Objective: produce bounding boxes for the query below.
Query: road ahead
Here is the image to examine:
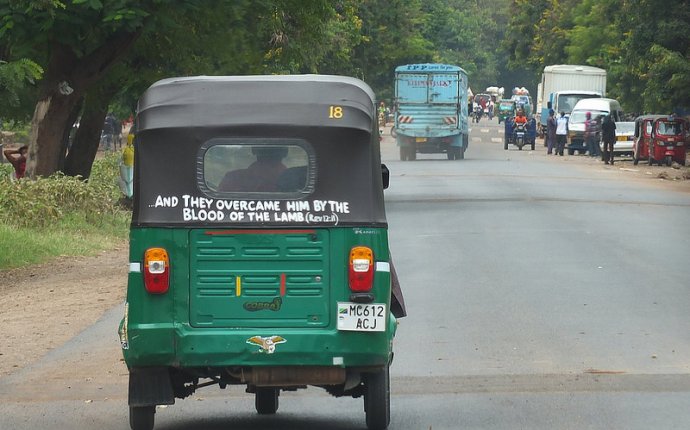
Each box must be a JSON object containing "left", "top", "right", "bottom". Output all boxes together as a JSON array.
[{"left": 1, "top": 119, "right": 689, "bottom": 430}]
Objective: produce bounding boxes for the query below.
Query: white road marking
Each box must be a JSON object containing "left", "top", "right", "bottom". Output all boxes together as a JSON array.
[{"left": 491, "top": 137, "right": 503, "bottom": 143}]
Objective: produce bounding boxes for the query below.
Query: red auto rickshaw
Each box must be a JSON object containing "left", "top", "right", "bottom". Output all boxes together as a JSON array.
[{"left": 633, "top": 115, "right": 688, "bottom": 166}]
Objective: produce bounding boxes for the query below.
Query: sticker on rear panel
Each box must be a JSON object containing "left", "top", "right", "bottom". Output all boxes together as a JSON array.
[{"left": 246, "top": 335, "right": 286, "bottom": 354}]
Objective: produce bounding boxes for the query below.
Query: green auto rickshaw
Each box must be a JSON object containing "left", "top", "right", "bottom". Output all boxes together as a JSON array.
[
  {"left": 119, "top": 75, "right": 404, "bottom": 430},
  {"left": 497, "top": 99, "right": 516, "bottom": 124}
]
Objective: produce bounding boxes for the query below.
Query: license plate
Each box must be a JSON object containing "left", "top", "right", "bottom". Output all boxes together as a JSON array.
[
  {"left": 337, "top": 302, "right": 386, "bottom": 332},
  {"left": 617, "top": 136, "right": 628, "bottom": 141},
  {"left": 415, "top": 137, "right": 427, "bottom": 143},
  {"left": 516, "top": 132, "right": 524, "bottom": 136}
]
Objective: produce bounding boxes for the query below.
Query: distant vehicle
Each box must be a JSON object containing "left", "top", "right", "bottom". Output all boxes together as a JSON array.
[
  {"left": 497, "top": 99, "right": 516, "bottom": 124},
  {"left": 510, "top": 87, "right": 533, "bottom": 116},
  {"left": 474, "top": 93, "right": 493, "bottom": 113},
  {"left": 567, "top": 98, "right": 623, "bottom": 155},
  {"left": 393, "top": 63, "right": 469, "bottom": 160},
  {"left": 536, "top": 65, "right": 607, "bottom": 135},
  {"left": 599, "top": 121, "right": 634, "bottom": 158},
  {"left": 633, "top": 115, "right": 688, "bottom": 166}
]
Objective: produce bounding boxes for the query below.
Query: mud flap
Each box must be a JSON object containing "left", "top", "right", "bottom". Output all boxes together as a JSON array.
[{"left": 129, "top": 367, "right": 175, "bottom": 407}]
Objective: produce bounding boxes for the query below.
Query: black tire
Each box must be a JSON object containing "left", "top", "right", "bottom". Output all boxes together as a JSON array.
[
  {"left": 409, "top": 149, "right": 416, "bottom": 161},
  {"left": 504, "top": 138, "right": 508, "bottom": 150},
  {"left": 633, "top": 149, "right": 640, "bottom": 165},
  {"left": 665, "top": 155, "right": 672, "bottom": 166},
  {"left": 648, "top": 155, "right": 653, "bottom": 166},
  {"left": 399, "top": 147, "right": 407, "bottom": 161},
  {"left": 447, "top": 149, "right": 455, "bottom": 160},
  {"left": 255, "top": 387, "right": 279, "bottom": 415},
  {"left": 364, "top": 366, "right": 390, "bottom": 430},
  {"left": 531, "top": 141, "right": 535, "bottom": 150},
  {"left": 458, "top": 147, "right": 465, "bottom": 160},
  {"left": 129, "top": 406, "right": 155, "bottom": 430},
  {"left": 568, "top": 148, "right": 574, "bottom": 155}
]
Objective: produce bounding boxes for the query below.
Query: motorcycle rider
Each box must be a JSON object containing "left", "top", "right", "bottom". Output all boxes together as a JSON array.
[
  {"left": 512, "top": 109, "right": 528, "bottom": 143},
  {"left": 513, "top": 109, "right": 528, "bottom": 126}
]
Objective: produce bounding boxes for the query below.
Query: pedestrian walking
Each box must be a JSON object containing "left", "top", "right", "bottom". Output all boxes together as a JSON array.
[
  {"left": 601, "top": 114, "right": 617, "bottom": 164},
  {"left": 555, "top": 111, "right": 568, "bottom": 156},
  {"left": 546, "top": 109, "right": 557, "bottom": 155}
]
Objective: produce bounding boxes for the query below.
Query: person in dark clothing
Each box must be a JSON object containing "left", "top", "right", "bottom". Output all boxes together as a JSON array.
[
  {"left": 546, "top": 109, "right": 557, "bottom": 155},
  {"left": 601, "top": 114, "right": 617, "bottom": 164}
]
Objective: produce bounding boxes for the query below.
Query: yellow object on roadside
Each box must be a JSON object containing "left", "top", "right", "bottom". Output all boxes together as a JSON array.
[{"left": 122, "top": 133, "right": 134, "bottom": 167}]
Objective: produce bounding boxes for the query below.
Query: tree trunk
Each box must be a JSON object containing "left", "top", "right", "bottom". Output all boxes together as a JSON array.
[
  {"left": 25, "top": 31, "right": 141, "bottom": 179},
  {"left": 26, "top": 89, "right": 83, "bottom": 178},
  {"left": 58, "top": 97, "right": 84, "bottom": 172},
  {"left": 63, "top": 90, "right": 112, "bottom": 179}
]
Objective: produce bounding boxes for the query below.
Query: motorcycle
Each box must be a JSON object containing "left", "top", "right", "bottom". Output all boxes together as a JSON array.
[
  {"left": 473, "top": 105, "right": 482, "bottom": 123},
  {"left": 513, "top": 122, "right": 526, "bottom": 149}
]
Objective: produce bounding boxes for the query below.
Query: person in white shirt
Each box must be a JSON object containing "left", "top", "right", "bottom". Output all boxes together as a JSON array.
[{"left": 555, "top": 111, "right": 568, "bottom": 156}]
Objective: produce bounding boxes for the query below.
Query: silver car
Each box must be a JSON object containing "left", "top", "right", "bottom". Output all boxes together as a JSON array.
[{"left": 600, "top": 121, "right": 634, "bottom": 156}]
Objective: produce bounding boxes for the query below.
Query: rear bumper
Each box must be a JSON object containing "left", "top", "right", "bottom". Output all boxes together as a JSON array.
[{"left": 122, "top": 315, "right": 396, "bottom": 369}]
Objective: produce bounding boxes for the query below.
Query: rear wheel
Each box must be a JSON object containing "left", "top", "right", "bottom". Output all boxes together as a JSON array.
[
  {"left": 648, "top": 154, "right": 653, "bottom": 165},
  {"left": 364, "top": 366, "right": 390, "bottom": 430},
  {"left": 458, "top": 147, "right": 465, "bottom": 160},
  {"left": 568, "top": 148, "right": 574, "bottom": 155},
  {"left": 255, "top": 387, "right": 279, "bottom": 415},
  {"left": 504, "top": 137, "right": 508, "bottom": 150},
  {"left": 665, "top": 155, "right": 672, "bottom": 166},
  {"left": 399, "top": 147, "right": 407, "bottom": 161},
  {"left": 129, "top": 406, "right": 155, "bottom": 430},
  {"left": 531, "top": 141, "right": 535, "bottom": 150}
]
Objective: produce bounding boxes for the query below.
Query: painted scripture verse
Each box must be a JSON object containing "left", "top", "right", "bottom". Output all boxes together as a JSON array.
[{"left": 149, "top": 195, "right": 350, "bottom": 224}]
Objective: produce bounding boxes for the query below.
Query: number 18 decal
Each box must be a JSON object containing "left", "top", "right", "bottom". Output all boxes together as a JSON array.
[{"left": 329, "top": 105, "right": 344, "bottom": 119}]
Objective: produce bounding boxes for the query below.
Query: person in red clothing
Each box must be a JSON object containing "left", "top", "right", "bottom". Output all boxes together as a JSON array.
[
  {"left": 3, "top": 145, "right": 28, "bottom": 179},
  {"left": 513, "top": 109, "right": 528, "bottom": 126}
]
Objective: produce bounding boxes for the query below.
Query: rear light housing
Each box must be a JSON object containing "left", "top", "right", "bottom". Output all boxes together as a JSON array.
[
  {"left": 349, "top": 246, "right": 374, "bottom": 292},
  {"left": 144, "top": 248, "right": 169, "bottom": 294}
]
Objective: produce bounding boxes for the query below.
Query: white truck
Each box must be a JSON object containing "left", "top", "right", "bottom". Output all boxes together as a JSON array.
[{"left": 536, "top": 65, "right": 607, "bottom": 135}]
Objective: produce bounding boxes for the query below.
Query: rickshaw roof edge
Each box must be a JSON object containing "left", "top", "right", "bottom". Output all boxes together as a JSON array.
[{"left": 137, "top": 75, "right": 377, "bottom": 131}]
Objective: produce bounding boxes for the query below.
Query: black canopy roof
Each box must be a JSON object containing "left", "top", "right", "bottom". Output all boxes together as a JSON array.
[{"left": 137, "top": 75, "right": 376, "bottom": 133}]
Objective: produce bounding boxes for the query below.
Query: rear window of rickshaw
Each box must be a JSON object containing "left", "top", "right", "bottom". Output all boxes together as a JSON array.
[
  {"left": 656, "top": 121, "right": 682, "bottom": 136},
  {"left": 199, "top": 138, "right": 315, "bottom": 198}
]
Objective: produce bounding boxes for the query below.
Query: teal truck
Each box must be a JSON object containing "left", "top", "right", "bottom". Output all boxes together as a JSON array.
[{"left": 393, "top": 64, "right": 469, "bottom": 160}]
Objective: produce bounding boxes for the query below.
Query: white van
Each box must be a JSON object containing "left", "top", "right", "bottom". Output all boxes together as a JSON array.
[{"left": 566, "top": 98, "right": 623, "bottom": 155}]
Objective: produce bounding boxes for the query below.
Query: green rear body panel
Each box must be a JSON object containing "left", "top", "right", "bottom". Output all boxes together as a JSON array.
[{"left": 122, "top": 227, "right": 395, "bottom": 369}]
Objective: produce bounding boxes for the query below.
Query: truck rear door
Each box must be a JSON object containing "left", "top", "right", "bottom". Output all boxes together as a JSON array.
[{"left": 395, "top": 73, "right": 459, "bottom": 104}]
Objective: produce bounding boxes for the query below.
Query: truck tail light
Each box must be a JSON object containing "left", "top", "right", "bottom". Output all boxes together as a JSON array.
[
  {"left": 144, "top": 248, "right": 169, "bottom": 294},
  {"left": 349, "top": 246, "right": 374, "bottom": 292}
]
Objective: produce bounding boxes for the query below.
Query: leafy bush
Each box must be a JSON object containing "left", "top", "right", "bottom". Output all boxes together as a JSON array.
[{"left": 0, "top": 153, "right": 129, "bottom": 228}]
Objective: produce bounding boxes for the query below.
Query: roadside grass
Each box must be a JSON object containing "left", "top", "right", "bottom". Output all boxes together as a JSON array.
[{"left": 0, "top": 154, "right": 130, "bottom": 270}]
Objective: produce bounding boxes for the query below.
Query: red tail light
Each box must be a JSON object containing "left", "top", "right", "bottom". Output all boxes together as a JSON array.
[
  {"left": 349, "top": 246, "right": 374, "bottom": 292},
  {"left": 144, "top": 248, "right": 169, "bottom": 294}
]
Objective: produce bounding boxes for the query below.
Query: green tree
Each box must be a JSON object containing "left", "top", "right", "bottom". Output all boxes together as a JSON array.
[{"left": 0, "top": 0, "right": 337, "bottom": 179}]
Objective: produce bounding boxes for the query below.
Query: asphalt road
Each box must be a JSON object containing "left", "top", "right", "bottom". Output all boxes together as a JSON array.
[{"left": 1, "top": 118, "right": 689, "bottom": 430}]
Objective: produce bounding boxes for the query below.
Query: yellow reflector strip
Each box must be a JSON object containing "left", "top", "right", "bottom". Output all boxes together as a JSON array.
[{"left": 236, "top": 276, "right": 241, "bottom": 297}]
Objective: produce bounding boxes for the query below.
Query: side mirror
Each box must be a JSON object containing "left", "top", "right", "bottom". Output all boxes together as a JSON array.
[
  {"left": 547, "top": 101, "right": 552, "bottom": 109},
  {"left": 381, "top": 164, "right": 390, "bottom": 189}
]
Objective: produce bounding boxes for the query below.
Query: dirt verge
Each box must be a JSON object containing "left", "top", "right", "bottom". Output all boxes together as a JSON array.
[{"left": 0, "top": 244, "right": 128, "bottom": 376}]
